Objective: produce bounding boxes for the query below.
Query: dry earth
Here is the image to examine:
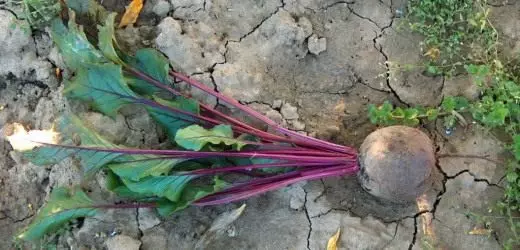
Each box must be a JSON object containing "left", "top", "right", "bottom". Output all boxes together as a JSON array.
[{"left": 0, "top": 0, "right": 515, "bottom": 249}]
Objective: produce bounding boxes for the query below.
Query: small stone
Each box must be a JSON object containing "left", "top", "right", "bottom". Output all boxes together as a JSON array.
[
  {"left": 297, "top": 17, "right": 313, "bottom": 38},
  {"left": 9, "top": 151, "right": 22, "bottom": 165},
  {"left": 152, "top": 0, "right": 171, "bottom": 18},
  {"left": 289, "top": 120, "right": 306, "bottom": 131},
  {"left": 280, "top": 103, "right": 299, "bottom": 120},
  {"left": 266, "top": 110, "right": 284, "bottom": 124},
  {"left": 289, "top": 196, "right": 305, "bottom": 210},
  {"left": 226, "top": 225, "right": 237, "bottom": 237},
  {"left": 272, "top": 99, "right": 283, "bottom": 109},
  {"left": 105, "top": 235, "right": 141, "bottom": 250},
  {"left": 308, "top": 34, "right": 327, "bottom": 55},
  {"left": 287, "top": 185, "right": 306, "bottom": 210},
  {"left": 326, "top": 125, "right": 341, "bottom": 134},
  {"left": 138, "top": 208, "right": 161, "bottom": 231},
  {"left": 141, "top": 226, "right": 167, "bottom": 250}
]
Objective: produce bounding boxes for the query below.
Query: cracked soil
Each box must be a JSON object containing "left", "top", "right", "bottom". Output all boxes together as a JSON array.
[{"left": 0, "top": 0, "right": 514, "bottom": 249}]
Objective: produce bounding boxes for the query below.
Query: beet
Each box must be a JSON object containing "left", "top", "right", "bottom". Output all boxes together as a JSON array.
[{"left": 358, "top": 126, "right": 435, "bottom": 203}]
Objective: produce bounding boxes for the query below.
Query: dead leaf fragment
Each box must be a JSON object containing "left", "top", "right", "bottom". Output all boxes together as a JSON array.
[
  {"left": 424, "top": 47, "right": 440, "bottom": 60},
  {"left": 118, "top": 0, "right": 143, "bottom": 28},
  {"left": 327, "top": 228, "right": 341, "bottom": 250},
  {"left": 468, "top": 227, "right": 492, "bottom": 236}
]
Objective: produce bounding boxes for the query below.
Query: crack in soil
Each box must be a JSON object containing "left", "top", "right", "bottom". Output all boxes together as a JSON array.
[
  {"left": 382, "top": 223, "right": 399, "bottom": 249},
  {"left": 135, "top": 208, "right": 143, "bottom": 241},
  {"left": 321, "top": 1, "right": 355, "bottom": 11},
  {"left": 347, "top": 7, "right": 384, "bottom": 29},
  {"left": 345, "top": 4, "right": 410, "bottom": 105},
  {"left": 408, "top": 216, "right": 418, "bottom": 250},
  {"left": 0, "top": 210, "right": 33, "bottom": 224},
  {"left": 229, "top": 0, "right": 285, "bottom": 44},
  {"left": 303, "top": 190, "right": 312, "bottom": 250},
  {"left": 372, "top": 26, "right": 409, "bottom": 106},
  {"left": 298, "top": 90, "right": 347, "bottom": 95},
  {"left": 450, "top": 169, "right": 503, "bottom": 188}
]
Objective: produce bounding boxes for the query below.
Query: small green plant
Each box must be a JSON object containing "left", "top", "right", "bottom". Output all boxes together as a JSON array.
[
  {"left": 370, "top": 63, "right": 520, "bottom": 249},
  {"left": 370, "top": 0, "right": 520, "bottom": 248},
  {"left": 405, "top": 0, "right": 497, "bottom": 75}
]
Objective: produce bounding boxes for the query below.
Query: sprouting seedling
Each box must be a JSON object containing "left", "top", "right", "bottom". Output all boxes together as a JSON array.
[{"left": 9, "top": 0, "right": 440, "bottom": 242}]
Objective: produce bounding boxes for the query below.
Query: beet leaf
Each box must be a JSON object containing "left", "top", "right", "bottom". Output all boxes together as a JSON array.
[
  {"left": 175, "top": 124, "right": 248, "bottom": 151},
  {"left": 17, "top": 187, "right": 98, "bottom": 241},
  {"left": 9, "top": 3, "right": 360, "bottom": 242}
]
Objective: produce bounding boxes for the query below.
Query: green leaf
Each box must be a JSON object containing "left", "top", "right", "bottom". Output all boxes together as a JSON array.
[
  {"left": 507, "top": 171, "right": 519, "bottom": 184},
  {"left": 175, "top": 124, "right": 247, "bottom": 151},
  {"left": 147, "top": 96, "right": 200, "bottom": 141},
  {"left": 441, "top": 96, "right": 456, "bottom": 112},
  {"left": 482, "top": 104, "right": 509, "bottom": 127},
  {"left": 367, "top": 104, "right": 379, "bottom": 124},
  {"left": 17, "top": 187, "right": 98, "bottom": 241},
  {"left": 24, "top": 115, "right": 123, "bottom": 175},
  {"left": 403, "top": 109, "right": 420, "bottom": 126},
  {"left": 426, "top": 65, "right": 439, "bottom": 75},
  {"left": 454, "top": 96, "right": 470, "bottom": 110},
  {"left": 443, "top": 115, "right": 457, "bottom": 128},
  {"left": 105, "top": 170, "right": 153, "bottom": 199},
  {"left": 65, "top": 0, "right": 90, "bottom": 13},
  {"left": 426, "top": 108, "right": 439, "bottom": 121},
  {"left": 49, "top": 17, "right": 106, "bottom": 71},
  {"left": 108, "top": 156, "right": 184, "bottom": 181},
  {"left": 64, "top": 63, "right": 137, "bottom": 118},
  {"left": 122, "top": 175, "right": 195, "bottom": 202},
  {"left": 392, "top": 107, "right": 405, "bottom": 119},
  {"left": 23, "top": 0, "right": 62, "bottom": 28},
  {"left": 125, "top": 49, "right": 171, "bottom": 95},
  {"left": 514, "top": 135, "right": 520, "bottom": 161},
  {"left": 97, "top": 13, "right": 123, "bottom": 64},
  {"left": 156, "top": 177, "right": 228, "bottom": 217}
]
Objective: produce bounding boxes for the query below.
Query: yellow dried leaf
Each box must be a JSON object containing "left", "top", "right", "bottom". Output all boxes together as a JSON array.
[
  {"left": 327, "top": 228, "right": 341, "bottom": 250},
  {"left": 468, "top": 227, "right": 492, "bottom": 235},
  {"left": 424, "top": 47, "right": 440, "bottom": 60},
  {"left": 118, "top": 0, "right": 144, "bottom": 28},
  {"left": 333, "top": 100, "right": 346, "bottom": 113}
]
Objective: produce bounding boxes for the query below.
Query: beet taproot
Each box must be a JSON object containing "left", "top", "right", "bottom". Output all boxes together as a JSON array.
[{"left": 358, "top": 126, "right": 435, "bottom": 203}]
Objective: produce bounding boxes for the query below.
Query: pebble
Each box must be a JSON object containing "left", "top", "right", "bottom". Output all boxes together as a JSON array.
[
  {"left": 308, "top": 34, "right": 327, "bottom": 55},
  {"left": 281, "top": 103, "right": 299, "bottom": 120},
  {"left": 105, "top": 235, "right": 141, "bottom": 250}
]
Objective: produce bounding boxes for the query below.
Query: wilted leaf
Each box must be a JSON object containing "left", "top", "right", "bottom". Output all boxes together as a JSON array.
[
  {"left": 118, "top": 0, "right": 144, "bottom": 28},
  {"left": 424, "top": 47, "right": 440, "bottom": 60},
  {"left": 195, "top": 204, "right": 247, "bottom": 249},
  {"left": 468, "top": 227, "right": 492, "bottom": 235},
  {"left": 22, "top": 115, "right": 123, "bottom": 175},
  {"left": 50, "top": 14, "right": 106, "bottom": 71},
  {"left": 175, "top": 124, "right": 248, "bottom": 151},
  {"left": 17, "top": 187, "right": 98, "bottom": 241},
  {"left": 327, "top": 228, "right": 341, "bottom": 250},
  {"left": 97, "top": 13, "right": 123, "bottom": 64}
]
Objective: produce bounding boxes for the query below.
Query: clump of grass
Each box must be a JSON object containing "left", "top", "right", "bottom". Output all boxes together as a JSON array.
[{"left": 394, "top": 0, "right": 498, "bottom": 76}]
